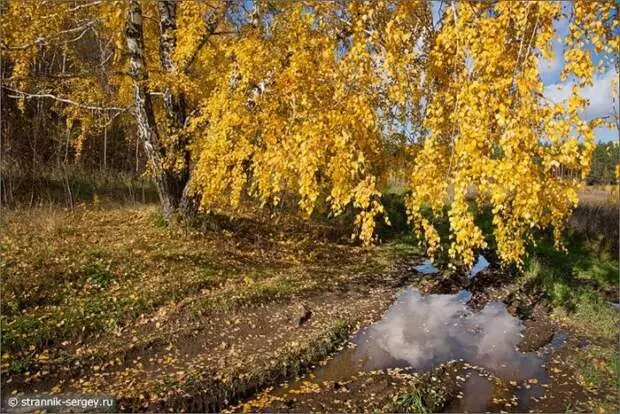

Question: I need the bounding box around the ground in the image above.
[0,200,618,412]
[0,204,419,411]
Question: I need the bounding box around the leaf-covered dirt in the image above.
[0,204,420,411]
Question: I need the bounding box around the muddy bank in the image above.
[238,359,575,413]
[237,283,575,413]
[235,366,452,413]
[2,258,423,413]
[4,241,616,413]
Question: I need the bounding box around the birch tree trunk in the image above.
[157,0,186,129]
[125,0,188,218]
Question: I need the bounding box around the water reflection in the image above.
[315,289,543,380]
[413,259,440,274]
[413,254,490,278]
[299,288,566,411]
[470,255,490,278]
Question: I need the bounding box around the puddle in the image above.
[413,254,490,279]
[470,254,490,278]
[272,288,566,412]
[450,371,494,412]
[413,259,440,274]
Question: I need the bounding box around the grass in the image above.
[517,213,619,411]
[387,388,432,413]
[1,202,423,412]
[384,365,455,413]
[1,188,617,411]
[572,344,620,389]
[386,387,446,414]
[570,202,619,259]
[521,234,618,341]
[84,262,116,288]
[135,319,354,412]
[1,169,159,208]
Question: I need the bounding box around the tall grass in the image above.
[570,202,619,259]
[1,168,158,209]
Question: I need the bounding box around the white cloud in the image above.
[583,69,619,120]
[543,68,619,121]
[538,39,564,82]
[346,288,547,379]
[543,81,570,103]
[538,6,570,82]
[539,55,562,79]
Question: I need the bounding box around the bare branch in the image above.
[2,85,129,112]
[42,0,103,19]
[68,1,103,13]
[8,70,131,81]
[1,21,96,51]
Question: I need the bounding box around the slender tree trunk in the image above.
[157,0,186,128]
[135,136,140,173]
[125,0,183,218]
[102,124,107,171]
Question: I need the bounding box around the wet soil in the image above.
[231,253,618,414]
[518,305,557,352]
[238,368,421,413]
[2,258,423,413]
[4,252,615,413]
[528,335,614,413]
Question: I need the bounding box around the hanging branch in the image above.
[1,21,97,51]
[2,85,129,112]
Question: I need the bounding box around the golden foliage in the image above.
[406,1,618,266]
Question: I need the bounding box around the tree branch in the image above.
[1,21,96,51]
[42,0,103,18]
[2,85,129,112]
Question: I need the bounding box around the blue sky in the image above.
[431,0,619,143]
[540,2,619,143]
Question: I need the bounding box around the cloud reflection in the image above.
[352,289,546,381]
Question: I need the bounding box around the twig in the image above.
[2,85,128,112]
[2,21,96,50]
[446,0,460,180]
[43,1,103,18]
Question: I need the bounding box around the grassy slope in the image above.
[1,204,338,355]
[0,203,419,410]
[521,231,619,411]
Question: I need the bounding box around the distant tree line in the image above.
[588,142,620,185]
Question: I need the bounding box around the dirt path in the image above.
[1,205,422,412]
[2,206,617,413]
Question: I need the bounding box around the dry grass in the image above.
[578,185,619,206]
[0,204,407,353]
[573,187,619,259]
